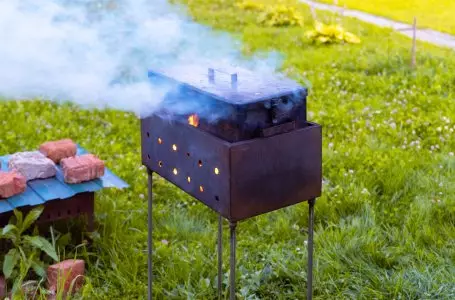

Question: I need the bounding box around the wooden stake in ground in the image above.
[411,17,417,68]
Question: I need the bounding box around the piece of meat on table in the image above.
[8,151,56,181]
[0,171,26,198]
[61,154,105,184]
[39,139,77,163]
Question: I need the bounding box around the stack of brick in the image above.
[0,139,105,198]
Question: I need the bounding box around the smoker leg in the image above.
[147,170,154,300]
[307,198,315,300]
[87,214,94,232]
[218,215,223,299]
[229,221,237,300]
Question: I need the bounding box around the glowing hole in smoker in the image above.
[199,185,204,192]
[172,144,177,151]
[173,168,178,175]
[188,114,199,127]
[158,161,163,167]
[158,138,163,144]
[214,168,220,175]
[187,176,191,183]
[198,160,203,167]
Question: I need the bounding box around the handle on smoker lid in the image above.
[208,68,238,88]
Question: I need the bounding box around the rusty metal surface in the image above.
[149,65,308,143]
[229,122,322,221]
[36,192,94,228]
[0,192,94,229]
[141,115,232,218]
[141,115,322,221]
[261,120,296,137]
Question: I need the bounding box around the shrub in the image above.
[236,1,304,27]
[257,5,304,27]
[305,21,361,44]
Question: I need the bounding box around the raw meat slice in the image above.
[0,171,26,198]
[61,154,105,184]
[39,139,77,163]
[8,151,56,181]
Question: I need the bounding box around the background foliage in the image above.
[1,0,454,298]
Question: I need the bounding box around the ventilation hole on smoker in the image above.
[215,196,219,201]
[187,176,191,183]
[158,161,163,167]
[214,168,220,175]
[198,160,203,167]
[147,154,150,159]
[172,144,177,151]
[158,138,163,144]
[146,132,150,137]
[186,152,190,157]
[199,185,204,192]
[173,168,178,175]
[67,210,71,215]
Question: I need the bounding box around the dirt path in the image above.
[301,0,455,49]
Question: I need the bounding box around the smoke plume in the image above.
[0,0,282,118]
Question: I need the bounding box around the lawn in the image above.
[1,0,455,299]
[315,0,455,35]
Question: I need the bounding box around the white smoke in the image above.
[0,0,282,118]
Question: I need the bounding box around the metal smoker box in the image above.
[147,64,308,143]
[141,64,322,299]
[141,115,321,221]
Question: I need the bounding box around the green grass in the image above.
[316,0,455,35]
[2,0,455,298]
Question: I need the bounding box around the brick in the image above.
[61,154,105,184]
[8,151,56,181]
[0,171,26,198]
[47,259,85,295]
[39,139,77,163]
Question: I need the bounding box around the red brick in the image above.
[39,139,77,163]
[61,154,105,184]
[0,171,26,198]
[47,259,85,295]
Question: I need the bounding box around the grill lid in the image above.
[148,64,307,105]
